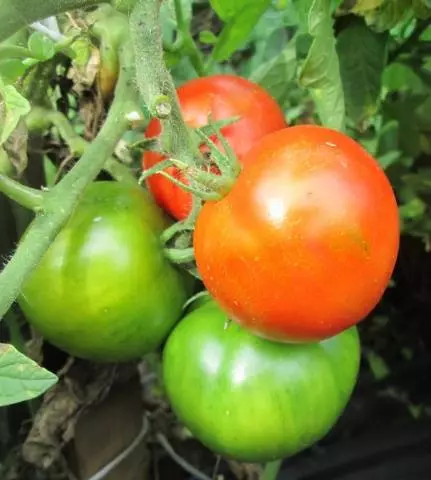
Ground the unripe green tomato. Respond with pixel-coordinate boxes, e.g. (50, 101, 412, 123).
(19, 181, 192, 362)
(112, 0, 137, 13)
(163, 299, 360, 462)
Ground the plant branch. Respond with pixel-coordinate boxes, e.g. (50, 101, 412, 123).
(0, 42, 138, 320)
(0, 174, 44, 211)
(29, 107, 137, 185)
(173, 0, 206, 76)
(0, 0, 110, 42)
(130, 0, 201, 166)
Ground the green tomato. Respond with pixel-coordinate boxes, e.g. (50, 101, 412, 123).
(19, 181, 192, 362)
(163, 299, 360, 462)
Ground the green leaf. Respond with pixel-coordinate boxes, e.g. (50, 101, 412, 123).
(199, 30, 218, 45)
(0, 59, 27, 85)
(399, 197, 426, 219)
(0, 343, 57, 407)
(365, 349, 390, 380)
(360, 0, 412, 31)
(250, 40, 297, 106)
(210, 0, 250, 20)
(337, 19, 388, 124)
(0, 85, 31, 146)
(27, 32, 56, 61)
(350, 0, 385, 13)
(298, 0, 346, 130)
(212, 0, 272, 62)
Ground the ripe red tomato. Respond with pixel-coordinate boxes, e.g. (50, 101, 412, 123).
(142, 74, 286, 220)
(194, 125, 400, 342)
(163, 299, 360, 462)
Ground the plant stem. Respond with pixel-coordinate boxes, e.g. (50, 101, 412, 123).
(29, 107, 137, 185)
(0, 174, 43, 211)
(0, 0, 109, 42)
(0, 42, 138, 320)
(130, 0, 201, 166)
(261, 460, 283, 480)
(173, 0, 206, 76)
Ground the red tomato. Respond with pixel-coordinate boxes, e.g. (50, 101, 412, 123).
(194, 125, 400, 342)
(142, 74, 286, 220)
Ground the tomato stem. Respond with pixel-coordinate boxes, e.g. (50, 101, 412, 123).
(261, 459, 283, 480)
(0, 174, 44, 211)
(164, 247, 195, 264)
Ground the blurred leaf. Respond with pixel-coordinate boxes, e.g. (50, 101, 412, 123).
(350, 0, 384, 12)
(399, 197, 426, 219)
(0, 343, 57, 407)
(383, 94, 426, 157)
(383, 62, 425, 93)
(199, 30, 218, 45)
(378, 150, 402, 169)
(337, 19, 388, 124)
(413, 0, 431, 18)
(250, 40, 297, 106)
(0, 84, 31, 147)
(212, 0, 272, 62)
(28, 32, 55, 61)
(298, 0, 346, 130)
(0, 59, 27, 84)
(360, 0, 412, 32)
(365, 349, 390, 380)
(210, 0, 249, 20)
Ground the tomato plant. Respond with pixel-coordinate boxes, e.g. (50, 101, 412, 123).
(18, 181, 192, 362)
(142, 74, 286, 220)
(194, 125, 400, 342)
(163, 299, 360, 462)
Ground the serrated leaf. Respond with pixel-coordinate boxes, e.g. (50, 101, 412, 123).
(0, 85, 31, 146)
(0, 343, 57, 407)
(250, 40, 297, 105)
(298, 0, 345, 130)
(28, 32, 56, 61)
(337, 18, 388, 124)
(212, 0, 272, 62)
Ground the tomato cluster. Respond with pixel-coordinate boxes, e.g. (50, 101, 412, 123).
(19, 74, 400, 464)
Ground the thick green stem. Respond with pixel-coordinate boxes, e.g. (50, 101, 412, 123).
(0, 0, 109, 42)
(261, 460, 283, 480)
(130, 0, 200, 166)
(0, 43, 138, 320)
(0, 174, 43, 211)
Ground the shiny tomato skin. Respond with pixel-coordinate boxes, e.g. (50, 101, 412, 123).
(194, 125, 400, 342)
(19, 182, 192, 362)
(142, 74, 286, 220)
(163, 299, 360, 462)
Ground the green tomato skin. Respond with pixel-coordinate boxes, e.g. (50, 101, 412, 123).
(19, 181, 192, 362)
(163, 300, 360, 462)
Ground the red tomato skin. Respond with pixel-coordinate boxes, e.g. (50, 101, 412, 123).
(194, 125, 400, 342)
(142, 74, 287, 220)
